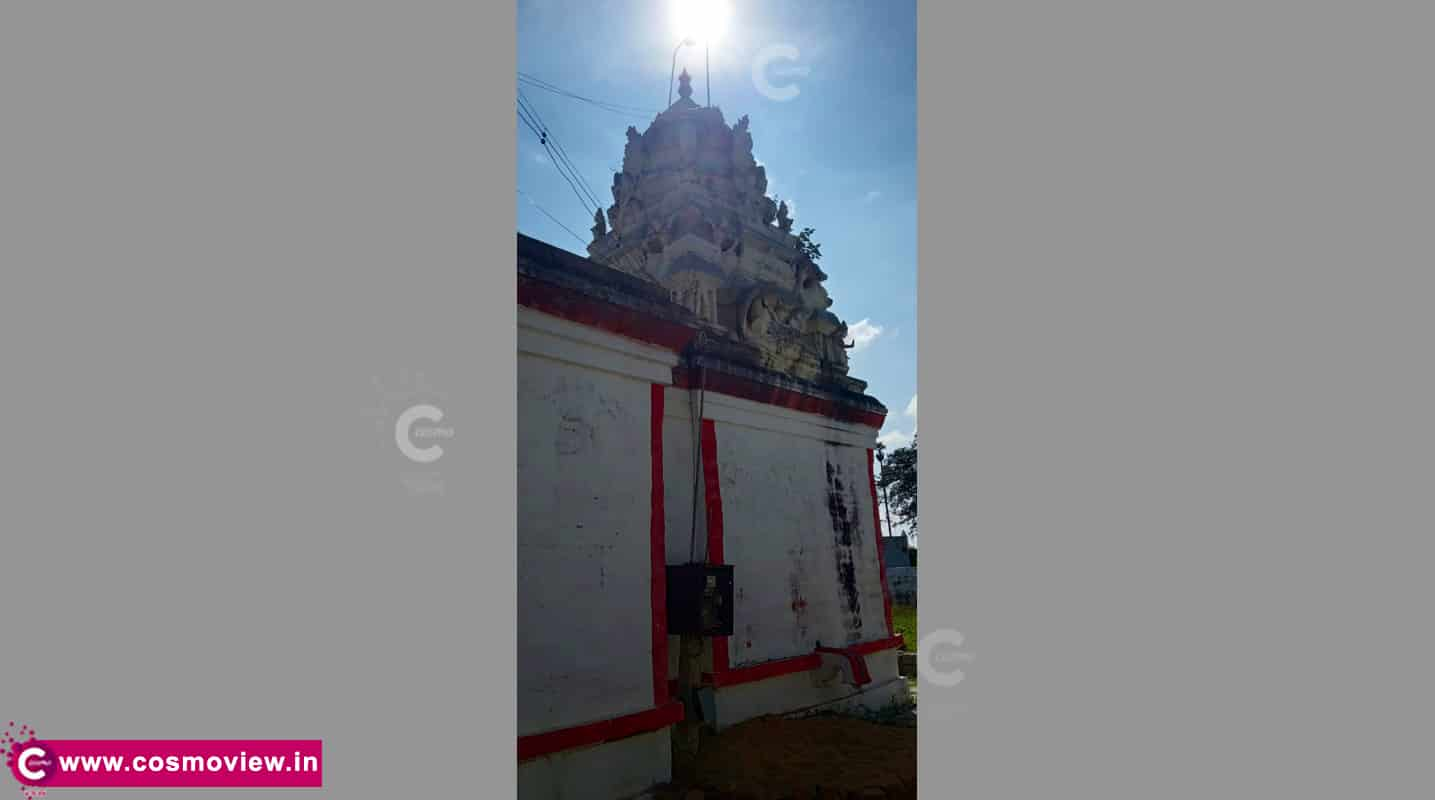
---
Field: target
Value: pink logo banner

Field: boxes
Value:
[7,740,322,789]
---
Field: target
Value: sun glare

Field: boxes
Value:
[671,0,731,46]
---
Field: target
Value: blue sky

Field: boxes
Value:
[517,0,917,450]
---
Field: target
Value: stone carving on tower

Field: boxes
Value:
[588,69,864,392]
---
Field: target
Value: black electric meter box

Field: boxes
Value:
[666,564,734,637]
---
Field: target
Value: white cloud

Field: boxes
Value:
[878,430,913,450]
[904,394,918,420]
[863,190,882,203]
[847,318,883,352]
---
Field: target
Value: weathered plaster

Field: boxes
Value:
[711,664,907,731]
[518,324,669,737]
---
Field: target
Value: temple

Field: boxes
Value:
[587,70,863,393]
[518,76,902,800]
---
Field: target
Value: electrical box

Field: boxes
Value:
[666,564,733,637]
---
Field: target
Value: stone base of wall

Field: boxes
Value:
[518,729,671,800]
[711,651,907,731]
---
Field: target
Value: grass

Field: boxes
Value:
[891,603,916,650]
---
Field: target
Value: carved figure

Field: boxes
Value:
[623,126,643,171]
[788,309,848,374]
[793,261,833,311]
[745,293,775,338]
[760,196,778,225]
[591,208,607,239]
[776,201,793,233]
[732,115,755,168]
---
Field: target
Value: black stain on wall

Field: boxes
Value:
[825,459,864,643]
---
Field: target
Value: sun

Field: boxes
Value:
[671,0,731,46]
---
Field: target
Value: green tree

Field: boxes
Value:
[876,437,917,536]
[796,226,822,264]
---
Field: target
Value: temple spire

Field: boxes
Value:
[677,68,693,102]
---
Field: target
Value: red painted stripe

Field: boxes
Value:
[814,646,873,686]
[519,274,698,353]
[848,635,906,656]
[674,366,886,429]
[512,384,677,764]
[699,418,729,675]
[517,702,685,762]
[706,654,820,687]
[701,636,903,688]
[650,384,669,706]
[867,449,896,639]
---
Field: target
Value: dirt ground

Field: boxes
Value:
[650,714,916,800]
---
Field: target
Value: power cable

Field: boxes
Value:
[517,91,605,215]
[518,90,604,211]
[687,347,708,565]
[518,101,593,218]
[518,72,662,118]
[517,188,587,247]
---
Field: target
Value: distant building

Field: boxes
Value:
[882,536,912,568]
[883,537,918,605]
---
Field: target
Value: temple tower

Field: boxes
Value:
[587,69,863,393]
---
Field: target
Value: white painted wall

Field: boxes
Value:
[518,303,897,791]
[661,387,895,713]
[517,309,678,739]
[713,656,908,731]
[709,413,888,665]
[661,394,714,681]
[661,393,706,567]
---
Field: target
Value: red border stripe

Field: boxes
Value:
[519,269,885,429]
[848,634,906,656]
[708,654,820,687]
[519,274,697,353]
[867,449,896,639]
[699,418,729,675]
[674,366,886,429]
[702,636,904,687]
[650,384,669,706]
[518,702,685,762]
[514,383,679,764]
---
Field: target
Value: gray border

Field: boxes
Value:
[924,1,1435,797]
[7,1,1435,797]
[1,2,515,797]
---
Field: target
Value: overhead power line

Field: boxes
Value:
[525,98,604,211]
[517,89,603,210]
[516,90,602,219]
[517,72,662,118]
[517,188,587,246]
